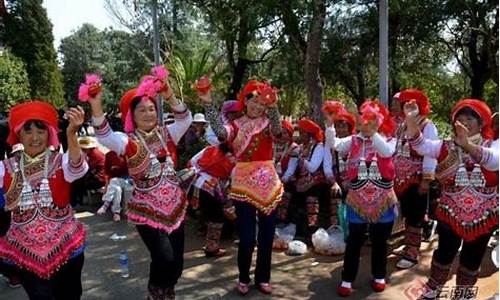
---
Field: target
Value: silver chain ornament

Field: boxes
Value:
[136,128,176,179]
[19,151,53,211]
[454,143,485,188]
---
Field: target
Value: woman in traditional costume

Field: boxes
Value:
[89,73,192,300]
[404,99,498,300]
[0,101,88,300]
[326,100,397,297]
[199,79,283,295]
[392,89,439,269]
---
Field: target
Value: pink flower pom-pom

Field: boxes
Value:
[151,66,169,81]
[137,76,158,99]
[78,84,90,102]
[78,73,102,102]
[85,74,102,86]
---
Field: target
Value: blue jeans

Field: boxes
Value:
[235,201,277,284]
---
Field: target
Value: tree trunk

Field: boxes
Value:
[304,0,326,123]
[226,8,250,99]
[470,73,486,99]
[467,30,489,99]
[356,67,365,106]
[227,58,249,100]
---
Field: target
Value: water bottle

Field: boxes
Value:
[119,250,129,278]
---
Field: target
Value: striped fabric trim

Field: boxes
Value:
[408,132,425,148]
[94,118,112,137]
[68,155,85,175]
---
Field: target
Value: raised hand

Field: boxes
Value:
[403,100,419,137]
[454,121,469,147]
[159,80,173,100]
[403,100,419,118]
[324,111,335,126]
[66,106,86,134]
[198,90,213,106]
[87,91,103,108]
[345,101,359,117]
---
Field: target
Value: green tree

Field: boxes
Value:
[0,49,30,112]
[441,0,498,101]
[59,24,108,103]
[4,0,64,107]
[59,24,151,110]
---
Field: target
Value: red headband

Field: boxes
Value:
[297,119,324,142]
[398,89,431,116]
[451,99,493,139]
[7,101,59,147]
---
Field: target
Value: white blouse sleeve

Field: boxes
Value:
[371,133,396,157]
[335,137,353,157]
[304,143,324,173]
[166,102,193,145]
[92,116,129,155]
[0,162,4,189]
[205,126,220,146]
[422,122,439,175]
[480,141,499,171]
[325,126,335,150]
[62,152,89,183]
[407,132,444,159]
[282,157,298,183]
[323,147,334,178]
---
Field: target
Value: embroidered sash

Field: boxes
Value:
[345,180,397,223]
[229,161,283,214]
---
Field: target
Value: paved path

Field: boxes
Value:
[1,209,498,299]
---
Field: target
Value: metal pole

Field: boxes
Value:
[378,0,389,107]
[152,0,163,123]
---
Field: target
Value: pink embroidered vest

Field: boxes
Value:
[227,116,283,214]
[0,152,85,279]
[346,136,395,181]
[344,135,397,222]
[434,140,498,241]
[125,126,187,233]
[393,120,433,195]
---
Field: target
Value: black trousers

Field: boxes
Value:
[433,222,492,271]
[341,221,394,282]
[199,189,225,223]
[399,184,427,227]
[235,201,277,284]
[136,223,184,289]
[17,253,84,300]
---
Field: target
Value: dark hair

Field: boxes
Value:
[23,120,47,131]
[454,107,481,123]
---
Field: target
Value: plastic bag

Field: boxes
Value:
[273,223,296,250]
[312,226,346,256]
[287,240,308,256]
